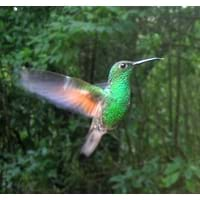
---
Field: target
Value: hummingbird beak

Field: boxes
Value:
[132,57,163,66]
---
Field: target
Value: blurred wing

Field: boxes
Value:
[20,69,104,118]
[95,81,108,89]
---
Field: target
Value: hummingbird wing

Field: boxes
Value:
[95,81,108,89]
[20,69,104,118]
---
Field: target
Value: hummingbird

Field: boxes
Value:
[20,57,162,157]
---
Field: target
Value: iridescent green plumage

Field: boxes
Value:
[20,58,162,157]
[102,62,133,128]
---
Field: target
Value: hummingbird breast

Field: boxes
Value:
[102,82,131,129]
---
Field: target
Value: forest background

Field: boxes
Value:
[1,6,200,193]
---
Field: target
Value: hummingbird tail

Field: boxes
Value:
[80,120,107,157]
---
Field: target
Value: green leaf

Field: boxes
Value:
[162,171,180,188]
[186,179,196,193]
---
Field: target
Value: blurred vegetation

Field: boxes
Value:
[1,6,200,193]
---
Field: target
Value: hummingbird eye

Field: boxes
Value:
[119,63,127,69]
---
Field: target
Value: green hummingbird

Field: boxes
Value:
[20,57,162,157]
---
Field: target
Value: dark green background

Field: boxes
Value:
[1,6,200,193]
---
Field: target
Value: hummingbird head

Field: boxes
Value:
[108,57,163,83]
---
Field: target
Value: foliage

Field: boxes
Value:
[1,6,200,193]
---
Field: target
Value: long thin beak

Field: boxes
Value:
[132,57,163,66]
